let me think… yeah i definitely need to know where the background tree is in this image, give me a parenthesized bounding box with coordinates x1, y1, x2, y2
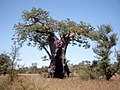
(83, 60, 101, 80)
(70, 60, 100, 80)
(31, 62, 38, 73)
(9, 44, 21, 81)
(13, 8, 95, 78)
(113, 50, 120, 75)
(93, 25, 119, 80)
(0, 53, 11, 75)
(17, 64, 27, 74)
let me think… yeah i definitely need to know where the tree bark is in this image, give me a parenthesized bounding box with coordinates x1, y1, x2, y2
(47, 33, 71, 79)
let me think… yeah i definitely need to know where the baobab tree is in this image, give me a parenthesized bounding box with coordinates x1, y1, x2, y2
(13, 8, 95, 78)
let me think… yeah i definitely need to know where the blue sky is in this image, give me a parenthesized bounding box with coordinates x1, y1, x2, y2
(0, 0, 120, 67)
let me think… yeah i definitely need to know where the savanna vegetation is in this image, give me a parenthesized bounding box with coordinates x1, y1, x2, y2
(0, 7, 120, 90)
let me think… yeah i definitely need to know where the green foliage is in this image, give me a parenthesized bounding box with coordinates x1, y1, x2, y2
(0, 53, 11, 75)
(114, 50, 120, 74)
(30, 62, 38, 74)
(16, 63, 48, 75)
(13, 7, 95, 50)
(93, 25, 118, 80)
(17, 64, 29, 74)
(13, 8, 57, 48)
(41, 55, 49, 61)
(69, 60, 101, 80)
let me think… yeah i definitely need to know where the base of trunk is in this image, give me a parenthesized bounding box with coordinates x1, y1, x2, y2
(48, 46, 70, 79)
(48, 63, 70, 79)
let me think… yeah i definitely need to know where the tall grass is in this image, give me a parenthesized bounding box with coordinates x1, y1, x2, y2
(0, 74, 120, 90)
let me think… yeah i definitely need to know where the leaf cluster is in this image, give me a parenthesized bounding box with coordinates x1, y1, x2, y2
(0, 53, 11, 74)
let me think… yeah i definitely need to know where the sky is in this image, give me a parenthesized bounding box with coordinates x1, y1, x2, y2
(0, 0, 120, 67)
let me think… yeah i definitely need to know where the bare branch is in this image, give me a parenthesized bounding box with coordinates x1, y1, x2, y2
(43, 46, 51, 59)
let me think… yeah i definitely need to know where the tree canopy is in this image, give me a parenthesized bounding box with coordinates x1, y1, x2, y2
(13, 8, 95, 58)
(93, 25, 119, 80)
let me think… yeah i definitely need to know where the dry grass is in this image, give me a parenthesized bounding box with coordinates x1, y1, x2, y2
(0, 75, 7, 85)
(0, 74, 120, 90)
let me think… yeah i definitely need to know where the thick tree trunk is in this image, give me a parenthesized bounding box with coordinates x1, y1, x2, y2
(54, 46, 65, 78)
(47, 33, 71, 79)
(48, 46, 70, 79)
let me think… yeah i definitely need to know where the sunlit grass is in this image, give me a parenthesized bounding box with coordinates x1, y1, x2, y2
(0, 74, 120, 90)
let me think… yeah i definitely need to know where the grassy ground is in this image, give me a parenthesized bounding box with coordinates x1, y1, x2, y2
(0, 74, 120, 90)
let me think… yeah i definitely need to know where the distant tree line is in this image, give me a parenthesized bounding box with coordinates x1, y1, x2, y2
(0, 51, 120, 81)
